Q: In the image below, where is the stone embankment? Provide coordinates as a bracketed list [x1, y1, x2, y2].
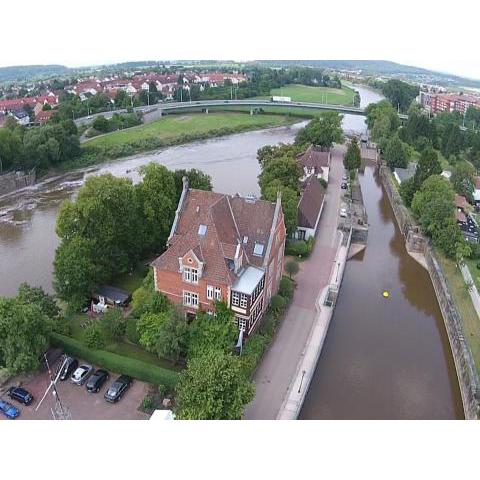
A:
[379, 164, 480, 420]
[0, 170, 36, 197]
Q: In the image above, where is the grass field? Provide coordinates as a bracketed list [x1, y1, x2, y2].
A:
[84, 112, 295, 150]
[254, 84, 356, 105]
[438, 254, 480, 376]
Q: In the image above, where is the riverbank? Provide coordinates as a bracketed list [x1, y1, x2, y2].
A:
[379, 164, 479, 419]
[77, 112, 299, 167]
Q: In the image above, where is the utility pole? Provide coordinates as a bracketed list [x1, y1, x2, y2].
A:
[36, 355, 72, 420]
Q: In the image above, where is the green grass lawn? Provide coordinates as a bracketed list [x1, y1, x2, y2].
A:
[254, 84, 356, 106]
[67, 312, 180, 372]
[83, 112, 295, 150]
[437, 253, 480, 375]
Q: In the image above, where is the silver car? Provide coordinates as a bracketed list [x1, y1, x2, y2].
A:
[70, 364, 93, 386]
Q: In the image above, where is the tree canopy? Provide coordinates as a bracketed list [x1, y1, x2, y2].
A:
[295, 112, 343, 148]
[344, 137, 362, 171]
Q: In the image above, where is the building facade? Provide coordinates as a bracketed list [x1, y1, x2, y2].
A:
[152, 179, 286, 335]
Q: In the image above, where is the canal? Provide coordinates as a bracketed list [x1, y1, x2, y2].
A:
[0, 85, 463, 418]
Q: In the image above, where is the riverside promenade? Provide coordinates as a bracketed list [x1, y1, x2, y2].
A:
[244, 145, 346, 420]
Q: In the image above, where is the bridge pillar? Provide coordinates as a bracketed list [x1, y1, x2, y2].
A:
[250, 109, 253, 116]
[205, 108, 209, 114]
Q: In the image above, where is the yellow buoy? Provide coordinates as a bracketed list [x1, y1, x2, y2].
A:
[383, 291, 389, 298]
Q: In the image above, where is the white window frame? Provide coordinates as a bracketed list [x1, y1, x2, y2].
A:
[183, 267, 199, 284]
[207, 285, 214, 300]
[183, 291, 199, 308]
[214, 287, 222, 301]
[231, 291, 240, 307]
[240, 293, 248, 309]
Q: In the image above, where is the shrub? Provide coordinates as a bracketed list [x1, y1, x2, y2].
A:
[141, 395, 154, 411]
[271, 295, 286, 314]
[285, 239, 312, 258]
[126, 318, 140, 344]
[84, 323, 106, 349]
[50, 332, 179, 388]
[279, 277, 294, 300]
[240, 334, 270, 377]
[285, 258, 300, 278]
[101, 308, 126, 341]
[319, 178, 328, 189]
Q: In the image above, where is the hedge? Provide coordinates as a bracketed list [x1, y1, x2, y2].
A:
[50, 332, 178, 388]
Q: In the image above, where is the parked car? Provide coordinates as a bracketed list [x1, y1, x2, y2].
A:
[71, 364, 93, 386]
[7, 386, 33, 405]
[340, 208, 348, 218]
[342, 173, 348, 181]
[0, 399, 19, 419]
[86, 369, 109, 393]
[59, 357, 78, 381]
[341, 182, 348, 190]
[104, 375, 132, 403]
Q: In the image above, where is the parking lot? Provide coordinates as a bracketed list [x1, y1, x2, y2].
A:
[1, 357, 150, 420]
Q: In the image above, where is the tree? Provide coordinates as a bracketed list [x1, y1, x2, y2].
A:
[56, 174, 143, 281]
[53, 235, 98, 308]
[101, 307, 126, 341]
[365, 100, 400, 143]
[0, 298, 51, 373]
[295, 112, 343, 148]
[263, 180, 298, 235]
[175, 351, 255, 420]
[285, 258, 299, 278]
[92, 115, 110, 133]
[173, 169, 212, 198]
[384, 134, 408, 169]
[187, 302, 237, 359]
[84, 323, 106, 349]
[381, 79, 419, 113]
[137, 311, 170, 353]
[0, 127, 23, 171]
[17, 283, 60, 320]
[136, 163, 177, 253]
[450, 161, 475, 202]
[344, 138, 362, 171]
[257, 143, 302, 169]
[258, 155, 301, 195]
[413, 147, 442, 188]
[155, 309, 189, 363]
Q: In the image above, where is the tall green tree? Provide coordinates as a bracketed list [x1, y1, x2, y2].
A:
[344, 137, 362, 171]
[295, 112, 343, 148]
[413, 147, 442, 188]
[155, 310, 189, 363]
[136, 163, 177, 253]
[263, 180, 298, 236]
[258, 155, 301, 194]
[175, 351, 255, 420]
[0, 298, 52, 374]
[384, 134, 408, 169]
[450, 160, 475, 202]
[381, 79, 419, 113]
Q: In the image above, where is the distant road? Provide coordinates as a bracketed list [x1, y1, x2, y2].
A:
[74, 99, 408, 127]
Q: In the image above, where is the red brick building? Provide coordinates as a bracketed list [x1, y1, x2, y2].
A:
[152, 179, 286, 334]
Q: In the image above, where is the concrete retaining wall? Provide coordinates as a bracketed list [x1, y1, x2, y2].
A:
[277, 229, 351, 419]
[379, 163, 480, 419]
[0, 170, 36, 197]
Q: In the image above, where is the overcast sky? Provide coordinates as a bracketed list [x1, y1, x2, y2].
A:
[2, 0, 479, 80]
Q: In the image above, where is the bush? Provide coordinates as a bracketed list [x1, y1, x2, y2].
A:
[84, 323, 106, 349]
[50, 332, 179, 388]
[101, 308, 126, 341]
[285, 258, 300, 278]
[126, 318, 140, 344]
[240, 334, 270, 377]
[141, 395, 154, 411]
[285, 238, 314, 258]
[279, 277, 294, 300]
[319, 178, 328, 189]
[270, 295, 286, 314]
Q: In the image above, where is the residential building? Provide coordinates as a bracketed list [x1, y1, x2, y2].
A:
[35, 109, 55, 125]
[297, 145, 331, 183]
[296, 176, 325, 240]
[152, 179, 286, 335]
[11, 109, 30, 126]
[474, 177, 480, 204]
[393, 162, 417, 184]
[419, 91, 480, 116]
[455, 194, 478, 243]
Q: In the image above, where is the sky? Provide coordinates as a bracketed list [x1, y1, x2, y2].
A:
[2, 0, 479, 80]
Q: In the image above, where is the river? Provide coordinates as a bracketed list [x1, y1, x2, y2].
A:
[0, 86, 463, 418]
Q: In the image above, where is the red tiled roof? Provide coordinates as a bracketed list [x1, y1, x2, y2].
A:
[456, 210, 467, 223]
[297, 145, 331, 169]
[152, 188, 281, 284]
[298, 176, 325, 229]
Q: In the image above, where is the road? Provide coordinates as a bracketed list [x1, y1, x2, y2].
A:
[244, 145, 346, 419]
[74, 99, 407, 127]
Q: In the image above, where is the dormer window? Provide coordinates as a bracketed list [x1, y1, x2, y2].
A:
[183, 267, 199, 284]
[253, 243, 264, 257]
[198, 224, 207, 236]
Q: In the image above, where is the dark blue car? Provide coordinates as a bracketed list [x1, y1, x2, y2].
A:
[0, 399, 20, 419]
[7, 386, 34, 405]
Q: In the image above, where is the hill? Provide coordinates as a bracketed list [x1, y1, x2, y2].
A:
[0, 64, 70, 82]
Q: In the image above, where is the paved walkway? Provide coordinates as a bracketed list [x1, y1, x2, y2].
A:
[244, 145, 346, 419]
